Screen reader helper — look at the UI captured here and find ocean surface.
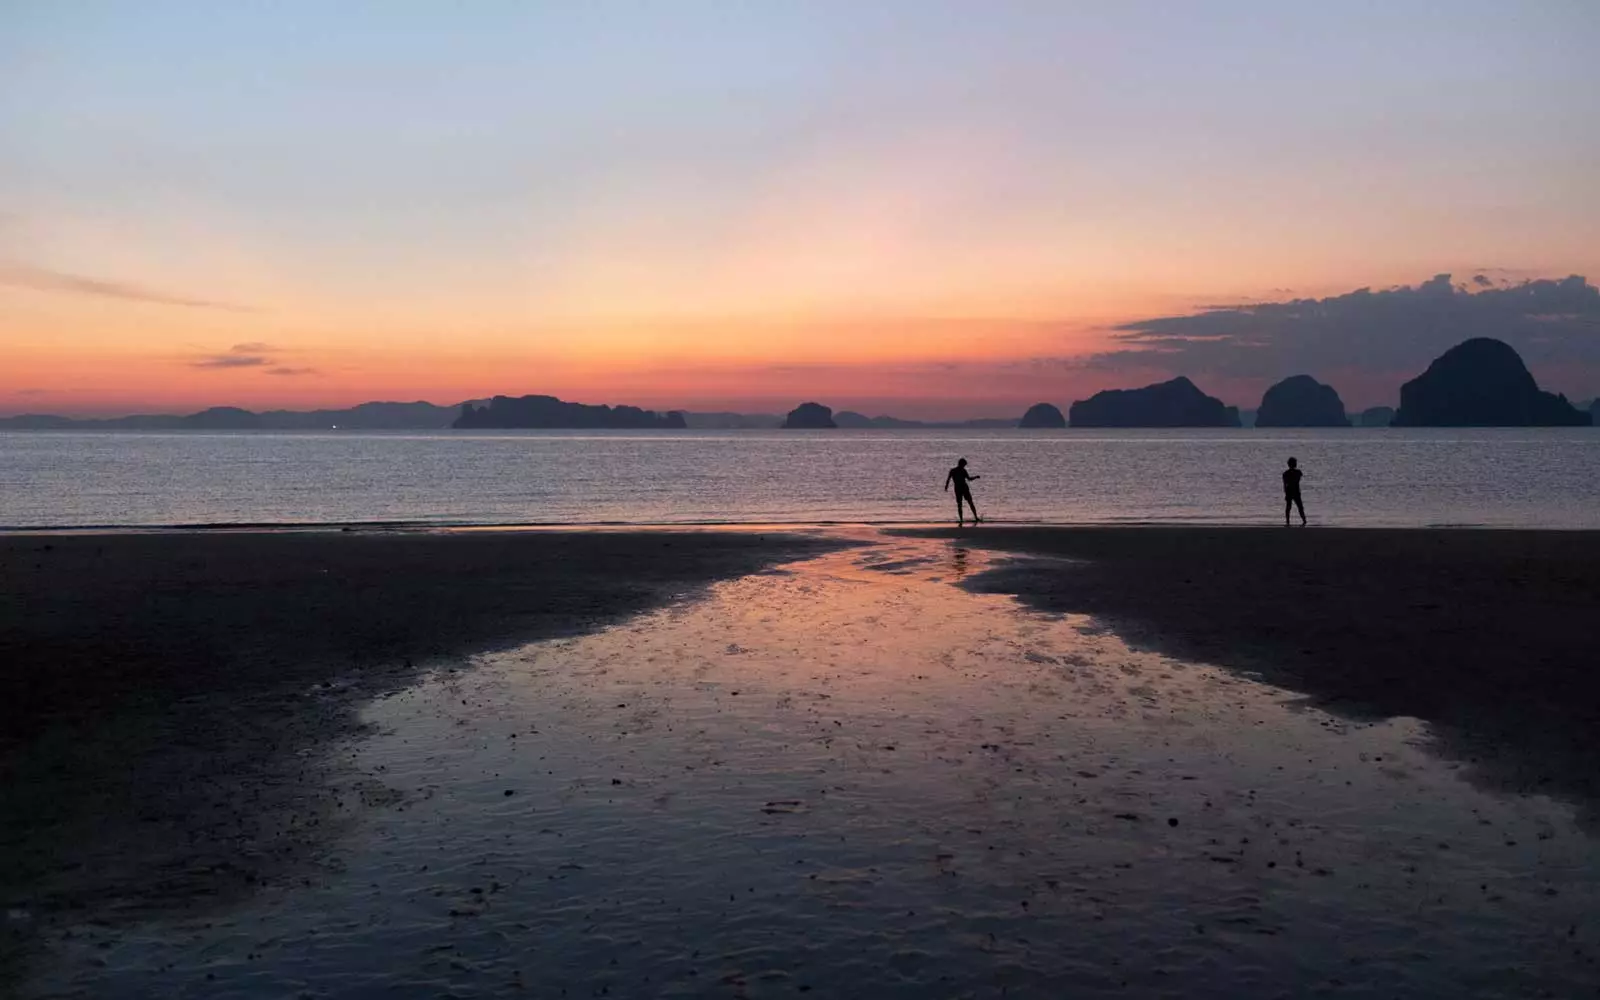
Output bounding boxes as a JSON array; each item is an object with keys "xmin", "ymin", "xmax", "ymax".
[{"xmin": 3, "ymin": 427, "xmax": 1598, "ymax": 529}]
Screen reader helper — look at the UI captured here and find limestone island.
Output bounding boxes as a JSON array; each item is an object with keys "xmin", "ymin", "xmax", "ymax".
[
  {"xmin": 1392, "ymin": 338, "xmax": 1591, "ymax": 426},
  {"xmin": 1068, "ymin": 376, "xmax": 1241, "ymax": 428},
  {"xmin": 454, "ymin": 395, "xmax": 687, "ymax": 429},
  {"xmin": 1254, "ymin": 375, "xmax": 1350, "ymax": 427},
  {"xmin": 782, "ymin": 402, "xmax": 838, "ymax": 428},
  {"xmin": 1018, "ymin": 403, "xmax": 1067, "ymax": 428}
]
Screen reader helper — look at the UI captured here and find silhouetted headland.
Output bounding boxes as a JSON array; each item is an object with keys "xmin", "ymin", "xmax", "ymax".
[
  {"xmin": 1255, "ymin": 375, "xmax": 1350, "ymax": 427},
  {"xmin": 1017, "ymin": 402, "xmax": 1067, "ymax": 428},
  {"xmin": 781, "ymin": 402, "xmax": 837, "ymax": 428},
  {"xmin": 454, "ymin": 395, "xmax": 687, "ymax": 429},
  {"xmin": 1068, "ymin": 376, "xmax": 1241, "ymax": 428},
  {"xmin": 1392, "ymin": 338, "xmax": 1591, "ymax": 426}
]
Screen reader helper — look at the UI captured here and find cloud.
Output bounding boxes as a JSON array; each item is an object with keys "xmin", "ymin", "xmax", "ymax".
[
  {"xmin": 191, "ymin": 343, "xmax": 278, "ymax": 369},
  {"xmin": 1096, "ymin": 274, "xmax": 1600, "ymax": 380},
  {"xmin": 188, "ymin": 343, "xmax": 318, "ymax": 376},
  {"xmin": 11, "ymin": 388, "xmax": 53, "ymax": 396},
  {"xmin": 0, "ymin": 261, "xmax": 257, "ymax": 312}
]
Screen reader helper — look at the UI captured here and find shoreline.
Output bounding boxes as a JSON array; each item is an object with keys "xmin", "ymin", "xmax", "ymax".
[{"xmin": 7, "ymin": 517, "xmax": 1600, "ymax": 534}]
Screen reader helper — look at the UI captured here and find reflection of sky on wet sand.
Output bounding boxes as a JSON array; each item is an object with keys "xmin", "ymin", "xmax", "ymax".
[{"xmin": 33, "ymin": 535, "xmax": 1600, "ymax": 997}]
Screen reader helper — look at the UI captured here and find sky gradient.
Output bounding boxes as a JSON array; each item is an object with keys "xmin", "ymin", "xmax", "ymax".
[{"xmin": 4, "ymin": 1, "xmax": 1599, "ymax": 417}]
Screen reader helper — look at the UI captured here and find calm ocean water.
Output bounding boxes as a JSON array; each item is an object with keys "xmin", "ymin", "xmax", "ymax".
[{"xmin": 2, "ymin": 428, "xmax": 1597, "ymax": 529}]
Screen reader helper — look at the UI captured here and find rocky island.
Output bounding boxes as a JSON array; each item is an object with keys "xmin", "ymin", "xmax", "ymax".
[
  {"xmin": 1068, "ymin": 376, "xmax": 1241, "ymax": 428},
  {"xmin": 1392, "ymin": 338, "xmax": 1591, "ymax": 426},
  {"xmin": 1254, "ymin": 375, "xmax": 1350, "ymax": 427},
  {"xmin": 453, "ymin": 395, "xmax": 687, "ymax": 429},
  {"xmin": 782, "ymin": 402, "xmax": 837, "ymax": 428},
  {"xmin": 1018, "ymin": 403, "xmax": 1067, "ymax": 428}
]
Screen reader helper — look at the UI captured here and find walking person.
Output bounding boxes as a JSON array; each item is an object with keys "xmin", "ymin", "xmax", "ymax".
[
  {"xmin": 1283, "ymin": 457, "xmax": 1306, "ymax": 526},
  {"xmin": 945, "ymin": 457, "xmax": 982, "ymax": 526}
]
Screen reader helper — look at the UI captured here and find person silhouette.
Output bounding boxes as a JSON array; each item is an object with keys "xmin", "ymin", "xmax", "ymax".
[
  {"xmin": 945, "ymin": 457, "xmax": 981, "ymax": 526},
  {"xmin": 1283, "ymin": 457, "xmax": 1306, "ymax": 526}
]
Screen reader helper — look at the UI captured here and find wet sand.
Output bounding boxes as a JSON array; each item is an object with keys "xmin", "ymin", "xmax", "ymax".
[
  {"xmin": 0, "ymin": 528, "xmax": 842, "ymax": 982},
  {"xmin": 902, "ymin": 527, "xmax": 1600, "ymax": 824},
  {"xmin": 6, "ymin": 527, "xmax": 1600, "ymax": 996}
]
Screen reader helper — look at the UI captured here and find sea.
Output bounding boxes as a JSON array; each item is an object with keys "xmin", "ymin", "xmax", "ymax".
[{"xmin": 2, "ymin": 427, "xmax": 1598, "ymax": 530}]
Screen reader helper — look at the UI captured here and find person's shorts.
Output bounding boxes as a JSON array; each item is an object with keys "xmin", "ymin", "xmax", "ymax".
[{"xmin": 1284, "ymin": 491, "xmax": 1302, "ymax": 502}]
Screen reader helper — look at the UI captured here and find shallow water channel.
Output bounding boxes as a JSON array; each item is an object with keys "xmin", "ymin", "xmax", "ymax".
[{"xmin": 28, "ymin": 533, "xmax": 1600, "ymax": 997}]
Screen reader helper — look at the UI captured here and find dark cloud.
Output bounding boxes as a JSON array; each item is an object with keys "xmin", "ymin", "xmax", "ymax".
[
  {"xmin": 1097, "ymin": 274, "xmax": 1600, "ymax": 379},
  {"xmin": 0, "ymin": 261, "xmax": 256, "ymax": 312},
  {"xmin": 265, "ymin": 366, "xmax": 318, "ymax": 377},
  {"xmin": 192, "ymin": 354, "xmax": 270, "ymax": 369},
  {"xmin": 191, "ymin": 343, "xmax": 279, "ymax": 369}
]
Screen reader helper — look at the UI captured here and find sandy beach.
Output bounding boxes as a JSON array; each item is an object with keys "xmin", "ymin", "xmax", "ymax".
[
  {"xmin": 1, "ymin": 528, "xmax": 843, "ymax": 984},
  {"xmin": 5, "ymin": 526, "xmax": 1600, "ymax": 996},
  {"xmin": 904, "ymin": 526, "xmax": 1600, "ymax": 824}
]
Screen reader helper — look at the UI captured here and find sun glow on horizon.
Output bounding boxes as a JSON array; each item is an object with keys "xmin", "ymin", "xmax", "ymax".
[{"xmin": 4, "ymin": 3, "xmax": 1598, "ymax": 417}]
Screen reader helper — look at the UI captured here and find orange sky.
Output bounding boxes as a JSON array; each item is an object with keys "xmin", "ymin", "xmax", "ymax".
[{"xmin": 4, "ymin": 4, "xmax": 1598, "ymax": 418}]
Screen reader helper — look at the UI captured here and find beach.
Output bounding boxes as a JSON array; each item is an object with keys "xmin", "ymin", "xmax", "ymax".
[
  {"xmin": 909, "ymin": 526, "xmax": 1600, "ymax": 824},
  {"xmin": 5, "ymin": 526, "xmax": 1600, "ymax": 996},
  {"xmin": 1, "ymin": 528, "xmax": 843, "ymax": 984}
]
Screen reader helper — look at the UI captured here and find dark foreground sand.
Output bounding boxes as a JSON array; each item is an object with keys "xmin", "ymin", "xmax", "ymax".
[
  {"xmin": 0, "ymin": 528, "xmax": 840, "ymax": 977},
  {"xmin": 903, "ymin": 526, "xmax": 1600, "ymax": 823},
  {"xmin": 6, "ymin": 526, "xmax": 1600, "ymax": 994}
]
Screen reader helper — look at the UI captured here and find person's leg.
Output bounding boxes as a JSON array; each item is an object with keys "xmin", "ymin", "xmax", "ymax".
[
  {"xmin": 961, "ymin": 491, "xmax": 979, "ymax": 522},
  {"xmin": 1285, "ymin": 496, "xmax": 1292, "ymax": 525},
  {"xmin": 955, "ymin": 492, "xmax": 965, "ymax": 525},
  {"xmin": 1295, "ymin": 496, "xmax": 1306, "ymax": 525}
]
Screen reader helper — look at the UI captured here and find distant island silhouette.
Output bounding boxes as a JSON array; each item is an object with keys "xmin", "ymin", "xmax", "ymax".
[
  {"xmin": 1393, "ymin": 338, "xmax": 1591, "ymax": 427},
  {"xmin": 782, "ymin": 402, "xmax": 837, "ymax": 429},
  {"xmin": 0, "ymin": 400, "xmax": 465, "ymax": 431},
  {"xmin": 1068, "ymin": 376, "xmax": 1241, "ymax": 428},
  {"xmin": 3, "ymin": 343, "xmax": 1593, "ymax": 430},
  {"xmin": 1018, "ymin": 403, "xmax": 1067, "ymax": 428},
  {"xmin": 826, "ymin": 410, "xmax": 1018, "ymax": 429},
  {"xmin": 455, "ymin": 395, "xmax": 686, "ymax": 429},
  {"xmin": 1255, "ymin": 375, "xmax": 1350, "ymax": 427}
]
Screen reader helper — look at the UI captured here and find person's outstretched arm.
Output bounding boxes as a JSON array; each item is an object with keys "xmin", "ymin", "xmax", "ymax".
[{"xmin": 969, "ymin": 474, "xmax": 981, "ymax": 481}]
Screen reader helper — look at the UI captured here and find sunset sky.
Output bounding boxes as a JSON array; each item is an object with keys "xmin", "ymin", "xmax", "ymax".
[{"xmin": 4, "ymin": 2, "xmax": 1598, "ymax": 418}]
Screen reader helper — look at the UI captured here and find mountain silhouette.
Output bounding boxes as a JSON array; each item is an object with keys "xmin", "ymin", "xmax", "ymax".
[
  {"xmin": 1069, "ymin": 377, "xmax": 1241, "ymax": 428},
  {"xmin": 1392, "ymin": 338, "xmax": 1591, "ymax": 426},
  {"xmin": 782, "ymin": 402, "xmax": 837, "ymax": 428},
  {"xmin": 1255, "ymin": 375, "xmax": 1350, "ymax": 427},
  {"xmin": 454, "ymin": 395, "xmax": 687, "ymax": 429},
  {"xmin": 1018, "ymin": 402, "xmax": 1067, "ymax": 428},
  {"xmin": 1358, "ymin": 406, "xmax": 1395, "ymax": 427}
]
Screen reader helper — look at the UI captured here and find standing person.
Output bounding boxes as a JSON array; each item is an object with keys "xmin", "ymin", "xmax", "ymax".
[
  {"xmin": 1283, "ymin": 457, "xmax": 1306, "ymax": 526},
  {"xmin": 945, "ymin": 458, "xmax": 982, "ymax": 526}
]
